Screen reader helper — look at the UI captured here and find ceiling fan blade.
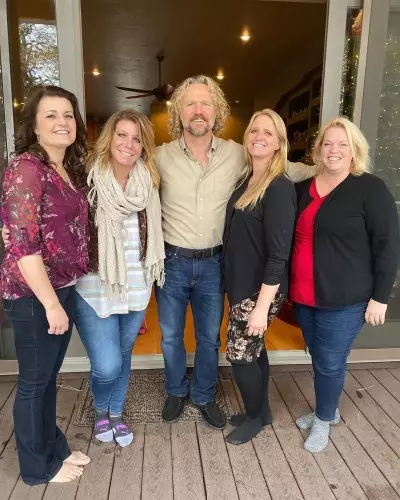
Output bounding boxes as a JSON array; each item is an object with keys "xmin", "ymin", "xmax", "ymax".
[
  {"xmin": 125, "ymin": 94, "xmax": 153, "ymax": 99},
  {"xmin": 115, "ymin": 85, "xmax": 152, "ymax": 94},
  {"xmin": 153, "ymin": 83, "xmax": 174, "ymax": 101}
]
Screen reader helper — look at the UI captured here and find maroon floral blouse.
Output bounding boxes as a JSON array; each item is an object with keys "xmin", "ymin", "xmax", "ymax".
[{"xmin": 0, "ymin": 153, "xmax": 89, "ymax": 299}]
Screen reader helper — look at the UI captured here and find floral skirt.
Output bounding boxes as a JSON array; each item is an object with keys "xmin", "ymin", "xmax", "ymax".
[{"xmin": 226, "ymin": 292, "xmax": 286, "ymax": 364}]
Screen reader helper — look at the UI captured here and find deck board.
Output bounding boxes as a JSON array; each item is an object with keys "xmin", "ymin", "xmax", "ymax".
[
  {"xmin": 273, "ymin": 372, "xmax": 367, "ymax": 500},
  {"xmin": 293, "ymin": 371, "xmax": 399, "ymax": 500},
  {"xmin": 141, "ymin": 423, "xmax": 173, "ymax": 500},
  {"xmin": 3, "ymin": 368, "xmax": 400, "ymax": 499},
  {"xmin": 269, "ymin": 378, "xmax": 336, "ymax": 500},
  {"xmin": 222, "ymin": 379, "xmax": 271, "ymax": 500}
]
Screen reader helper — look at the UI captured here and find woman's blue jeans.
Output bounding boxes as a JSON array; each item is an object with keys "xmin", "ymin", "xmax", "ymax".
[
  {"xmin": 3, "ymin": 286, "xmax": 75, "ymax": 485},
  {"xmin": 75, "ymin": 292, "xmax": 145, "ymax": 416},
  {"xmin": 294, "ymin": 302, "xmax": 367, "ymax": 421}
]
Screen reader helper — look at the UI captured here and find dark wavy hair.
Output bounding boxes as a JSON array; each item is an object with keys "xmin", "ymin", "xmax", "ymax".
[{"xmin": 13, "ymin": 85, "xmax": 88, "ymax": 189}]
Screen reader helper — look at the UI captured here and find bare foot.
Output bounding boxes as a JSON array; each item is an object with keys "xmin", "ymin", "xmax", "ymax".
[
  {"xmin": 63, "ymin": 450, "xmax": 91, "ymax": 466},
  {"xmin": 49, "ymin": 463, "xmax": 83, "ymax": 483}
]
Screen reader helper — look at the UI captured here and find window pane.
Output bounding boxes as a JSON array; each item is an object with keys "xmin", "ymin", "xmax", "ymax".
[
  {"xmin": 373, "ymin": 8, "xmax": 400, "ymax": 320},
  {"xmin": 18, "ymin": 21, "xmax": 60, "ymax": 99},
  {"xmin": 0, "ymin": 50, "xmax": 6, "ymax": 171},
  {"xmin": 8, "ymin": 0, "xmax": 59, "ymax": 124},
  {"xmin": 339, "ymin": 8, "xmax": 363, "ymax": 120}
]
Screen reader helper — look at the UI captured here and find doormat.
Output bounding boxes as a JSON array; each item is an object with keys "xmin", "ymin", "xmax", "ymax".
[{"xmin": 73, "ymin": 371, "xmax": 236, "ymax": 425}]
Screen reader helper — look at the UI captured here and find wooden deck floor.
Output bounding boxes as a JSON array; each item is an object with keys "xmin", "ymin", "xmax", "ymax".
[{"xmin": 3, "ymin": 366, "xmax": 400, "ymax": 499}]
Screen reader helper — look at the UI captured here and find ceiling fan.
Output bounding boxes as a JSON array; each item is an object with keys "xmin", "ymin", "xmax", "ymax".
[{"xmin": 116, "ymin": 51, "xmax": 174, "ymax": 102}]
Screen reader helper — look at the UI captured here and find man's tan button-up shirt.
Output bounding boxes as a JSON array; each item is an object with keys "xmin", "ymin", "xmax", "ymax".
[{"xmin": 156, "ymin": 136, "xmax": 314, "ymax": 249}]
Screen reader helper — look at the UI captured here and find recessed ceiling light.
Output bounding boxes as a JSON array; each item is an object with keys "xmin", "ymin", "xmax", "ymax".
[
  {"xmin": 92, "ymin": 66, "xmax": 101, "ymax": 76},
  {"xmin": 240, "ymin": 27, "xmax": 251, "ymax": 43},
  {"xmin": 235, "ymin": 100, "xmax": 240, "ymax": 104},
  {"xmin": 216, "ymin": 69, "xmax": 225, "ymax": 81}
]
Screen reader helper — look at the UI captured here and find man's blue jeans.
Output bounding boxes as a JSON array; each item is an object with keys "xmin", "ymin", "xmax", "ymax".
[
  {"xmin": 156, "ymin": 250, "xmax": 224, "ymax": 405},
  {"xmin": 294, "ymin": 302, "xmax": 367, "ymax": 421},
  {"xmin": 75, "ymin": 292, "xmax": 145, "ymax": 416}
]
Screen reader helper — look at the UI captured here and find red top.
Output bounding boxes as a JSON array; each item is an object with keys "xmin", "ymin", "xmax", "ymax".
[
  {"xmin": 290, "ymin": 178, "xmax": 326, "ymax": 306},
  {"xmin": 0, "ymin": 153, "xmax": 89, "ymax": 299}
]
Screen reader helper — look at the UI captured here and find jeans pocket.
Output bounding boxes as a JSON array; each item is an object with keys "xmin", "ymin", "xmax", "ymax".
[
  {"xmin": 210, "ymin": 252, "xmax": 222, "ymax": 264},
  {"xmin": 6, "ymin": 297, "xmax": 35, "ymax": 319}
]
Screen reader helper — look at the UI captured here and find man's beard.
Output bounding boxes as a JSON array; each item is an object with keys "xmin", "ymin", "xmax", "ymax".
[{"xmin": 184, "ymin": 115, "xmax": 211, "ymax": 137}]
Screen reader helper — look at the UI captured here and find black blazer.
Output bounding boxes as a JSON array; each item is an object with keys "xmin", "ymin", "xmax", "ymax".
[{"xmin": 294, "ymin": 173, "xmax": 399, "ymax": 307}]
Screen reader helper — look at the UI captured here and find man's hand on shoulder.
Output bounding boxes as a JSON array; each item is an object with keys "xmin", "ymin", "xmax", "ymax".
[{"xmin": 286, "ymin": 161, "xmax": 316, "ymax": 183}]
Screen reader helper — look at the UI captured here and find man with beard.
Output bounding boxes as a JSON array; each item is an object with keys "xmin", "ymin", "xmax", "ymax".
[{"xmin": 156, "ymin": 75, "xmax": 313, "ymax": 428}]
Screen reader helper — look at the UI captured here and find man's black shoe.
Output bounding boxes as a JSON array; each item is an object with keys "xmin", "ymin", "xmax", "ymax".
[
  {"xmin": 194, "ymin": 400, "xmax": 226, "ymax": 429},
  {"xmin": 162, "ymin": 395, "xmax": 187, "ymax": 423}
]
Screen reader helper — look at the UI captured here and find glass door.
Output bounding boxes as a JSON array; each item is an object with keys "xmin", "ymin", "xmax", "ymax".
[
  {"xmin": 354, "ymin": 0, "xmax": 400, "ymax": 348},
  {"xmin": 0, "ymin": 0, "xmax": 84, "ymax": 373}
]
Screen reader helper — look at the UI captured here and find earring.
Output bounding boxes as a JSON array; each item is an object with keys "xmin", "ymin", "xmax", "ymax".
[{"xmin": 36, "ymin": 133, "xmax": 40, "ymax": 143}]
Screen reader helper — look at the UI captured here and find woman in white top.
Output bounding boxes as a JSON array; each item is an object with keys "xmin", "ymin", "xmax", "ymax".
[{"xmin": 75, "ymin": 110, "xmax": 164, "ymax": 447}]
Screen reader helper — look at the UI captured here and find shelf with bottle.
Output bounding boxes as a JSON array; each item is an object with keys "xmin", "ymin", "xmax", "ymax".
[
  {"xmin": 288, "ymin": 90, "xmax": 310, "ymax": 119},
  {"xmin": 287, "ymin": 110, "xmax": 309, "ymax": 126},
  {"xmin": 310, "ymin": 97, "xmax": 320, "ymax": 108}
]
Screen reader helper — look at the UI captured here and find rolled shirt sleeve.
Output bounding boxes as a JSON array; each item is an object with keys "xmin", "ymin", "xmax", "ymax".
[{"xmin": 286, "ymin": 160, "xmax": 316, "ymax": 183}]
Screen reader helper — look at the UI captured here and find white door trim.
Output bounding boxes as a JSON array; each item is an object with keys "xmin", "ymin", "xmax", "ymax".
[
  {"xmin": 0, "ymin": 0, "xmax": 15, "ymax": 159},
  {"xmin": 2, "ymin": 349, "xmax": 400, "ymax": 375},
  {"xmin": 55, "ymin": 0, "xmax": 86, "ymax": 117}
]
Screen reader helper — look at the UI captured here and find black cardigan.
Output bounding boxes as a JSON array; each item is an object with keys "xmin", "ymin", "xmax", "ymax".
[
  {"xmin": 223, "ymin": 175, "xmax": 296, "ymax": 305},
  {"xmin": 294, "ymin": 174, "xmax": 399, "ymax": 307}
]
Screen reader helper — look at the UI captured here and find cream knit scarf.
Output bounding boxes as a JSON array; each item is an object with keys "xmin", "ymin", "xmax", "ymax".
[{"xmin": 87, "ymin": 158, "xmax": 165, "ymax": 298}]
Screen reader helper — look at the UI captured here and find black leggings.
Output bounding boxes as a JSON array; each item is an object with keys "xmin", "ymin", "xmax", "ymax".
[{"xmin": 232, "ymin": 348, "xmax": 270, "ymax": 418}]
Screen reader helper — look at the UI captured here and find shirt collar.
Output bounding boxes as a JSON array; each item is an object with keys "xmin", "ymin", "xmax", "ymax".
[{"xmin": 179, "ymin": 135, "xmax": 219, "ymax": 159}]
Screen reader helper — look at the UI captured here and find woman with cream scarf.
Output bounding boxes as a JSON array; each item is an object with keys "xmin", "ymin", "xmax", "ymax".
[{"xmin": 75, "ymin": 110, "xmax": 165, "ymax": 447}]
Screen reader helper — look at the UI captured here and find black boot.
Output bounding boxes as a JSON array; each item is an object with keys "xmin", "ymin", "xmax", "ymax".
[
  {"xmin": 229, "ymin": 349, "xmax": 272, "ymax": 427},
  {"xmin": 226, "ymin": 416, "xmax": 263, "ymax": 445},
  {"xmin": 229, "ymin": 402, "xmax": 272, "ymax": 427}
]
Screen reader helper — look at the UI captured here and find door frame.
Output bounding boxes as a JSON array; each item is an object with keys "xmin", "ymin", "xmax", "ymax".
[{"xmin": 1, "ymin": 0, "xmax": 399, "ymax": 373}]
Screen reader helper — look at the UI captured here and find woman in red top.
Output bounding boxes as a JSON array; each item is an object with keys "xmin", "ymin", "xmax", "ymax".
[
  {"xmin": 290, "ymin": 117, "xmax": 399, "ymax": 453},
  {"xmin": 0, "ymin": 86, "xmax": 91, "ymax": 484}
]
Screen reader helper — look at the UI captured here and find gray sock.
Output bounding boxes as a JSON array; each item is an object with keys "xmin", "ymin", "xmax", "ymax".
[
  {"xmin": 94, "ymin": 409, "xmax": 114, "ymax": 443},
  {"xmin": 296, "ymin": 408, "xmax": 340, "ymax": 430},
  {"xmin": 109, "ymin": 415, "xmax": 134, "ymax": 447},
  {"xmin": 304, "ymin": 416, "xmax": 331, "ymax": 453}
]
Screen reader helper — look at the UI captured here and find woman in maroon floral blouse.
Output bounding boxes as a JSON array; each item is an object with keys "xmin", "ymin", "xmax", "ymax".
[{"xmin": 0, "ymin": 86, "xmax": 91, "ymax": 485}]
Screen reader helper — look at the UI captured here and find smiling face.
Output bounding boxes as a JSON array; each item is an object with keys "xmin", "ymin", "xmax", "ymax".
[
  {"xmin": 109, "ymin": 119, "xmax": 143, "ymax": 169},
  {"xmin": 34, "ymin": 96, "xmax": 76, "ymax": 152},
  {"xmin": 321, "ymin": 126, "xmax": 353, "ymax": 175},
  {"xmin": 246, "ymin": 114, "xmax": 280, "ymax": 162},
  {"xmin": 180, "ymin": 83, "xmax": 216, "ymax": 137}
]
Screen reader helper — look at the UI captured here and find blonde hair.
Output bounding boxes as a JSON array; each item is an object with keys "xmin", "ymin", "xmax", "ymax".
[
  {"xmin": 235, "ymin": 109, "xmax": 288, "ymax": 210},
  {"xmin": 167, "ymin": 74, "xmax": 229, "ymax": 139},
  {"xmin": 313, "ymin": 116, "xmax": 371, "ymax": 176},
  {"xmin": 87, "ymin": 109, "xmax": 160, "ymax": 188}
]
